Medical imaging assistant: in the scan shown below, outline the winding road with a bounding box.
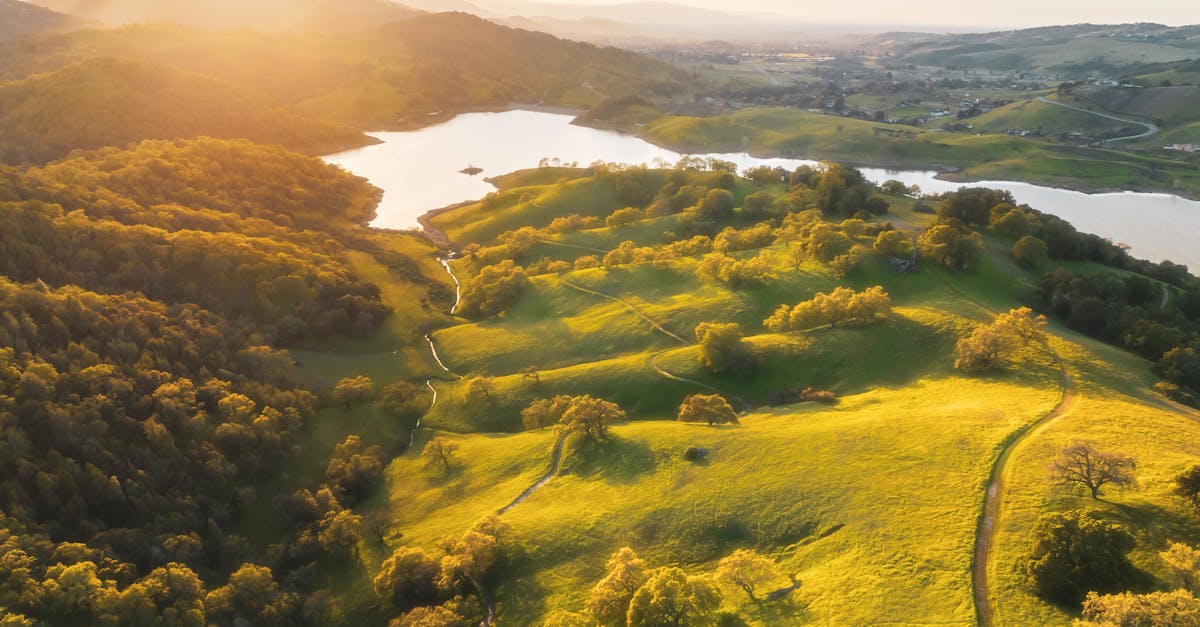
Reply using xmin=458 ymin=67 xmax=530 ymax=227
xmin=1035 ymin=96 xmax=1159 ymax=143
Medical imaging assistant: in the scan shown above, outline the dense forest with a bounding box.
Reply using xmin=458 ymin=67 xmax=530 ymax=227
xmin=0 ymin=137 xmax=422 ymax=625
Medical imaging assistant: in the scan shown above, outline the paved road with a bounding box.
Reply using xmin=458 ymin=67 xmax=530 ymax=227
xmin=1036 ymin=96 xmax=1159 ymax=142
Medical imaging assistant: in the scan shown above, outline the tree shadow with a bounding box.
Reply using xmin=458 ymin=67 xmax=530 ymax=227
xmin=423 ymin=461 xmax=466 ymax=487
xmin=560 ymin=434 xmax=657 ymax=485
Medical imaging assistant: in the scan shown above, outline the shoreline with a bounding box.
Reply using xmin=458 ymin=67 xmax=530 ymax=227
xmin=328 ymin=107 xmax=1200 ymax=249
xmin=570 ymin=116 xmax=1200 ymax=202
xmin=416 ymin=200 xmax=474 ymax=250
xmin=355 ymin=105 xmax=1200 ymax=202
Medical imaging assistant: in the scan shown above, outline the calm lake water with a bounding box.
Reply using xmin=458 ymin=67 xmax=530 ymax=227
xmin=324 ymin=110 xmax=1200 ymax=270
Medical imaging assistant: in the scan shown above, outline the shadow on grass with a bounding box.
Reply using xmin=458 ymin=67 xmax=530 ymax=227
xmin=663 ymin=314 xmax=955 ymax=404
xmin=559 ymin=433 xmax=657 ymax=485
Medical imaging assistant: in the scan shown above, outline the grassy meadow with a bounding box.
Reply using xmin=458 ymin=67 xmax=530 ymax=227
xmin=334 ymin=165 xmax=1200 ymax=624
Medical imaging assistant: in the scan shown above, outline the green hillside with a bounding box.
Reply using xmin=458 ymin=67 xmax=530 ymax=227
xmin=349 ymin=163 xmax=1200 ymax=624
xmin=890 ymin=24 xmax=1200 ymax=76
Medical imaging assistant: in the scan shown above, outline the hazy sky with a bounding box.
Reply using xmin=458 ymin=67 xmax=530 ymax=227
xmin=552 ymin=0 xmax=1197 ymax=28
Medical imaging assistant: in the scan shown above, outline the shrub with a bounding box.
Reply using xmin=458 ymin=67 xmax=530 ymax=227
xmin=1012 ymin=235 xmax=1049 ymax=268
xmin=1024 ymin=510 xmax=1134 ymax=605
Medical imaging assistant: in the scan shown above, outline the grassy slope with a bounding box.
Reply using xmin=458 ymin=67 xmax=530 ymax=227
xmin=969 ymin=98 xmax=1130 ymax=135
xmin=580 ymin=105 xmax=1200 ymax=196
xmin=367 ymin=180 xmax=1200 ymax=623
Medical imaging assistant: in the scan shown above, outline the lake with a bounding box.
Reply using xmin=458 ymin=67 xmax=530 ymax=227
xmin=324 ymin=109 xmax=1200 ymax=270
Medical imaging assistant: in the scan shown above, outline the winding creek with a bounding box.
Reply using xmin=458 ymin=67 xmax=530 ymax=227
xmin=325 ymin=109 xmax=1200 ymax=271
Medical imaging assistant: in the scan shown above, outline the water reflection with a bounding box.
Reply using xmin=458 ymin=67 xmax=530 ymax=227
xmin=324 ymin=110 xmax=1200 ymax=270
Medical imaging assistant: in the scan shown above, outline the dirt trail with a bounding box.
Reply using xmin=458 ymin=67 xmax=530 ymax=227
xmin=648 ymin=351 xmax=753 ymax=414
xmin=499 ymin=433 xmax=568 ymax=514
xmin=558 ymin=278 xmax=752 ymax=412
xmin=973 ymin=357 xmax=1077 ymax=626
xmin=559 ymin=279 xmax=689 ymax=345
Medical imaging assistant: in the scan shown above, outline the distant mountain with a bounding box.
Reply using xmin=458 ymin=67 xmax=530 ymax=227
xmin=0 ymin=0 xmax=85 ymax=38
xmin=0 ymin=56 xmax=371 ymax=164
xmin=886 ymin=23 xmax=1200 ymax=77
xmin=26 ymin=0 xmax=421 ymax=31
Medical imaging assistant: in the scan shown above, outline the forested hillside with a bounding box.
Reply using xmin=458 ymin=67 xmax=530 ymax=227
xmin=0 ymin=0 xmax=83 ymax=39
xmin=0 ymin=138 xmax=453 ymax=625
xmin=0 ymin=57 xmax=372 ymax=164
xmin=0 ymin=12 xmax=686 ymax=132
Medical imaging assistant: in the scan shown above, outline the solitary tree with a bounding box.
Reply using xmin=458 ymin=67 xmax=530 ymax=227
xmin=522 ymin=395 xmax=573 ymax=431
xmin=1174 ymin=465 xmax=1200 ymax=513
xmin=331 ymin=376 xmax=374 ymax=408
xmin=520 ymin=366 xmax=541 ymax=385
xmin=715 ymin=549 xmax=786 ymax=602
xmin=466 ymin=377 xmax=493 ymax=404
xmin=422 ymin=437 xmax=459 ymax=472
xmin=381 ymin=381 xmax=429 ymax=417
xmin=559 ymin=396 xmax=627 ymax=440
xmin=1052 ymin=441 xmax=1137 ymax=499
xmin=695 ymin=322 xmax=759 ymax=376
xmin=1024 ymin=510 xmax=1135 ymax=605
xmin=954 ymin=307 xmax=1048 ymax=372
xmin=677 ymin=394 xmax=738 ymax=426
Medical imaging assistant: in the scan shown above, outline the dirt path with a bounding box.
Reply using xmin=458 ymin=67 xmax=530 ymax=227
xmin=499 ymin=433 xmax=568 ymax=514
xmin=559 ymin=279 xmax=690 ymax=345
xmin=649 ymin=351 xmax=753 ymax=414
xmin=1161 ymin=285 xmax=1171 ymax=310
xmin=559 ymin=278 xmax=753 ymax=413
xmin=1036 ymin=96 xmax=1159 ymax=142
xmin=973 ymin=356 xmax=1077 ymax=626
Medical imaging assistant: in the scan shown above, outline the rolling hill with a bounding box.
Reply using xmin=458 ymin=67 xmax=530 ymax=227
xmin=0 ymin=12 xmax=686 ymax=129
xmin=0 ymin=56 xmax=372 ymax=164
xmin=890 ymin=24 xmax=1200 ymax=77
